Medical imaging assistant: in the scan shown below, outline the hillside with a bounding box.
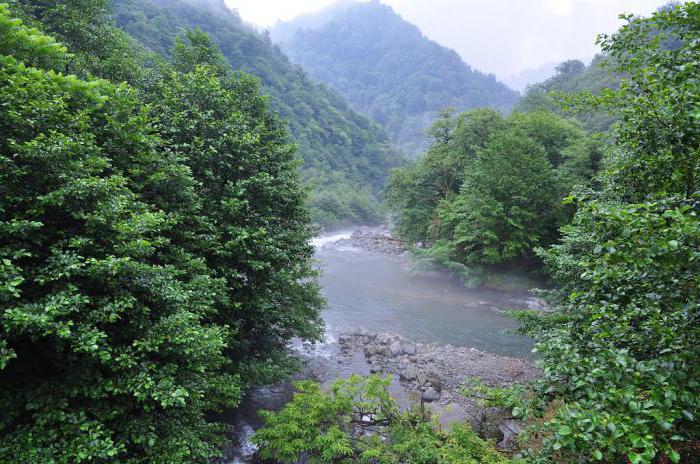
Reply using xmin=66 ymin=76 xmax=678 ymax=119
xmin=272 ymin=0 xmax=520 ymax=156
xmin=517 ymin=56 xmax=622 ymax=132
xmin=111 ymin=0 xmax=404 ymax=225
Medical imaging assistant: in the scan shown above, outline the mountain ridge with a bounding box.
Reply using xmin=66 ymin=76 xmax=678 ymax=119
xmin=272 ymin=0 xmax=520 ymax=156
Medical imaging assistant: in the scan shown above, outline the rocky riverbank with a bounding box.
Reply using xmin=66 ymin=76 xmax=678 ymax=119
xmin=300 ymin=329 xmax=540 ymax=450
xmin=330 ymin=227 xmax=406 ymax=254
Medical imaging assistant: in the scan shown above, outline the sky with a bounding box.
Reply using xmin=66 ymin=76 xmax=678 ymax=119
xmin=225 ymin=0 xmax=665 ymax=81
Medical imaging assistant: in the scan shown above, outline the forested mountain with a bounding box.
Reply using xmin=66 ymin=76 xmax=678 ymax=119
xmin=518 ymin=56 xmax=623 ymax=132
xmin=272 ymin=0 xmax=520 ymax=156
xmin=111 ymin=0 xmax=404 ymax=226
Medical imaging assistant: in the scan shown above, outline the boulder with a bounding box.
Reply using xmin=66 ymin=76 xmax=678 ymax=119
xmin=422 ymin=388 xmax=440 ymax=402
xmin=401 ymin=343 xmax=417 ymax=355
xmin=475 ymin=408 xmax=508 ymax=442
xmin=400 ymin=366 xmax=419 ymax=382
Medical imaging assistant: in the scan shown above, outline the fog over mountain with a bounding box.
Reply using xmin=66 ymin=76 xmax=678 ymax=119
xmin=503 ymin=61 xmax=558 ymax=94
xmin=229 ymin=0 xmax=665 ymax=80
xmin=271 ymin=1 xmax=519 ymax=156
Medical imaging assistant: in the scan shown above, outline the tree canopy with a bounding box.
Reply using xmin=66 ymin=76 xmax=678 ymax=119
xmin=386 ymin=108 xmax=602 ymax=281
xmin=0 ymin=3 xmax=323 ymax=462
xmin=111 ymin=0 xmax=405 ymax=226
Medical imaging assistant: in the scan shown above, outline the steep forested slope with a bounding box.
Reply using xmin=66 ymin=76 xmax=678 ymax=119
xmin=517 ymin=56 xmax=623 ymax=132
xmin=112 ymin=0 xmax=403 ymax=225
xmin=272 ymin=1 xmax=520 ymax=156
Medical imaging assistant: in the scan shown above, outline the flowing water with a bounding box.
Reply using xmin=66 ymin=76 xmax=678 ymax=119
xmin=222 ymin=228 xmax=541 ymax=463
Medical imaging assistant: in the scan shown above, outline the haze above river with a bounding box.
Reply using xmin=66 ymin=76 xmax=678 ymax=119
xmin=224 ymin=228 xmax=541 ymax=463
xmin=314 ymin=230 xmax=537 ymax=358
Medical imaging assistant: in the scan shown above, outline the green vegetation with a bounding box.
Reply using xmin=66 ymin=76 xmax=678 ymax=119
xmin=385 ymin=5 xmax=698 ymax=462
xmin=273 ymin=0 xmax=519 ymax=156
xmin=513 ymin=4 xmax=700 ymax=462
xmin=0 ymin=2 xmax=323 ymax=462
xmin=253 ymin=375 xmax=512 ymax=463
xmin=517 ymin=56 xmax=622 ymax=132
xmin=1 ymin=0 xmax=697 ymax=462
xmin=111 ymin=0 xmax=404 ymax=226
xmin=386 ymin=108 xmax=601 ymax=282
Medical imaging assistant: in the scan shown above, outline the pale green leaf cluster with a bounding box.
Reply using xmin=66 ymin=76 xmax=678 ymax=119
xmin=253 ymin=375 xmax=513 ymax=464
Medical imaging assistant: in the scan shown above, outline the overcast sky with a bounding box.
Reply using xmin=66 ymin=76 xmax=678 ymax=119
xmin=225 ymin=0 xmax=665 ymax=80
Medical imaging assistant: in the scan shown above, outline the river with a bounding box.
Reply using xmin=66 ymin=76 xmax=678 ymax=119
xmin=221 ymin=228 xmax=541 ymax=463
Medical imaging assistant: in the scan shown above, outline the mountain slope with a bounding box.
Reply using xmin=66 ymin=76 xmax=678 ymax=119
xmin=112 ymin=0 xmax=404 ymax=225
xmin=272 ymin=0 xmax=520 ymax=156
xmin=517 ymin=56 xmax=622 ymax=132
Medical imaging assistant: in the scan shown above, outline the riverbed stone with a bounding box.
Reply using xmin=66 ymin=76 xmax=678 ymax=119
xmin=401 ymin=343 xmax=417 ymax=355
xmin=364 ymin=344 xmax=380 ymax=357
xmin=318 ymin=329 xmax=540 ymax=451
xmin=400 ymin=366 xmax=419 ymax=381
xmin=389 ymin=340 xmax=402 ymax=356
xmin=422 ymin=387 xmax=440 ymax=402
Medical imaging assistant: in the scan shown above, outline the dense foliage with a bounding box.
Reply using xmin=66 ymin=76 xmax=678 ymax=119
xmin=511 ymin=4 xmax=700 ymax=463
xmin=111 ymin=0 xmax=404 ymax=226
xmin=386 ymin=108 xmax=601 ymax=281
xmin=253 ymin=375 xmax=512 ymax=463
xmin=0 ymin=3 xmax=323 ymax=462
xmin=273 ymin=0 xmax=520 ymax=156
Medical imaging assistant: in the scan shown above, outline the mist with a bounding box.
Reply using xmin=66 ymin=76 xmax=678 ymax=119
xmin=228 ymin=0 xmax=666 ymax=81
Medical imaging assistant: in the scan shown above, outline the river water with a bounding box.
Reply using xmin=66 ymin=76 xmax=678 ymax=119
xmin=222 ymin=228 xmax=540 ymax=463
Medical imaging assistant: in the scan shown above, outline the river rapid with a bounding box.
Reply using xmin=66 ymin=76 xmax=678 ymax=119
xmin=221 ymin=228 xmax=543 ymax=463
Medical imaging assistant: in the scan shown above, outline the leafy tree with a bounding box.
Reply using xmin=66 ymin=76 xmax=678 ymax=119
xmin=0 ymin=5 xmax=323 ymax=462
xmin=513 ymin=4 xmax=700 ymax=463
xmin=433 ymin=129 xmax=557 ymax=267
xmin=110 ymin=0 xmax=404 ymax=226
xmin=253 ymin=375 xmax=512 ymax=464
xmin=387 ymin=109 xmax=600 ymax=279
xmin=8 ymin=0 xmax=154 ymax=83
xmin=148 ymin=32 xmax=324 ymax=374
xmin=386 ymin=108 xmax=508 ymax=243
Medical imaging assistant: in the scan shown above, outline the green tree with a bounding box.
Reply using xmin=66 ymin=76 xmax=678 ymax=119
xmin=433 ymin=129 xmax=557 ymax=267
xmin=0 ymin=8 xmax=234 ymax=461
xmin=386 ymin=108 xmax=507 ymax=243
xmin=10 ymin=0 xmax=153 ymax=83
xmin=387 ymin=109 xmax=599 ymax=280
xmin=515 ymin=4 xmax=700 ymax=463
xmin=253 ymin=375 xmax=512 ymax=464
xmin=149 ymin=33 xmax=324 ymax=376
xmin=0 ymin=6 xmax=323 ymax=462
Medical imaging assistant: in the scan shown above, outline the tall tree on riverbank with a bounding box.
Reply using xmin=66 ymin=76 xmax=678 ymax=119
xmin=386 ymin=109 xmax=601 ymax=280
xmin=0 ymin=3 xmax=323 ymax=462
xmin=516 ymin=4 xmax=699 ymax=462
